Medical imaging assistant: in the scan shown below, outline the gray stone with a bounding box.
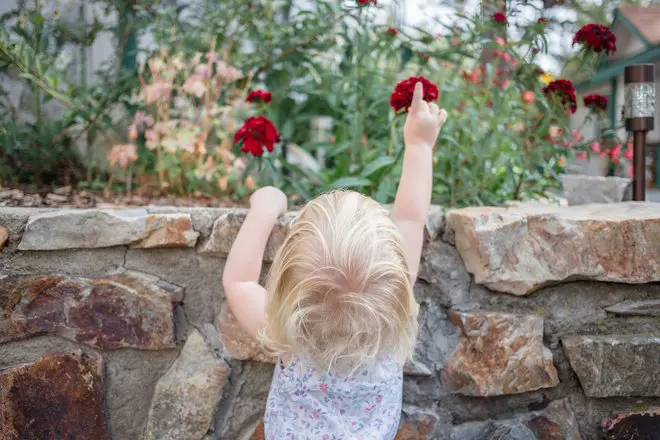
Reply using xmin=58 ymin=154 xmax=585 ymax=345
xmin=145 ymin=329 xmax=230 ymax=440
xmin=125 ymin=249 xmax=223 ymax=326
xmin=1 ymin=248 xmax=126 ymax=276
xmin=563 ymin=335 xmax=660 ymax=397
xmin=199 ymin=209 xmax=298 ymax=263
xmin=18 ymin=209 xmax=199 ymax=250
xmin=605 ymin=299 xmax=660 ymax=317
xmin=446 ymin=202 xmax=660 ymax=295
xmin=450 ymin=398 xmax=581 ymax=440
xmin=561 ymin=175 xmax=631 ymax=205
xmin=418 ymin=239 xmax=470 ymax=304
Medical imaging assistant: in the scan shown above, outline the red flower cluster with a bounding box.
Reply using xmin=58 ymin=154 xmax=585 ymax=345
xmin=583 ymin=94 xmax=608 ymax=112
xmin=493 ymin=12 xmax=507 ymax=24
xmin=246 ymin=90 xmax=272 ymax=104
xmin=543 ymin=79 xmax=577 ymax=114
xmin=387 ymin=27 xmax=398 ymax=36
xmin=390 ymin=76 xmax=439 ymax=113
xmin=234 ymin=116 xmax=280 ymax=157
xmin=573 ymin=24 xmax=616 ymax=55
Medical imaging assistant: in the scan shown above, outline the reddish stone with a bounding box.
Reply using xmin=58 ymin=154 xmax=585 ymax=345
xmin=132 ymin=215 xmax=199 ymax=248
xmin=0 ymin=349 xmax=109 ymax=440
xmin=603 ymin=408 xmax=660 ymax=440
xmin=442 ymin=311 xmax=559 ymax=396
xmin=0 ymin=226 xmax=8 ymax=248
xmin=0 ymin=272 xmax=176 ymax=350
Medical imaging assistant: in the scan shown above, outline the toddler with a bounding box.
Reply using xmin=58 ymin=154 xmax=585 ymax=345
xmin=222 ymin=83 xmax=447 ymax=439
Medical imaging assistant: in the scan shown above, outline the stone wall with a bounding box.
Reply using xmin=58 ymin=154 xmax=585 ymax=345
xmin=1 ymin=202 xmax=660 ymax=439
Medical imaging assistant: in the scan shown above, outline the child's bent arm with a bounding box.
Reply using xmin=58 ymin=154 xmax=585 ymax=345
xmin=222 ymin=186 xmax=288 ymax=339
xmin=391 ymin=82 xmax=447 ymax=280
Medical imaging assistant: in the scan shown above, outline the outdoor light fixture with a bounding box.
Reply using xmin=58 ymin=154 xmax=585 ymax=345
xmin=624 ymin=64 xmax=656 ymax=201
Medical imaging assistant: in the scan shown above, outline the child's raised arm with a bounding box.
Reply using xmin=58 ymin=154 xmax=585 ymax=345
xmin=391 ymin=82 xmax=447 ymax=280
xmin=222 ymin=186 xmax=288 ymax=338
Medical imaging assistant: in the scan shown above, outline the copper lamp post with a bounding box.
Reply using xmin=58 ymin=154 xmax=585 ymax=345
xmin=624 ymin=64 xmax=656 ymax=201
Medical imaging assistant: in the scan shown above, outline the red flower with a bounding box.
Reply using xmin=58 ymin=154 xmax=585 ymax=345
xmin=357 ymin=0 xmax=376 ymax=5
xmin=538 ymin=17 xmax=549 ymax=24
xmin=234 ymin=116 xmax=281 ymax=157
xmin=573 ymin=24 xmax=616 ymax=55
xmin=522 ymin=90 xmax=534 ymax=103
xmin=576 ymin=151 xmax=587 ymax=160
xmin=246 ymin=90 xmax=272 ymax=104
xmin=532 ymin=47 xmax=540 ymax=54
xmin=387 ymin=27 xmax=398 ymax=36
xmin=418 ymin=52 xmax=430 ymax=61
xmin=493 ymin=12 xmax=507 ymax=24
xmin=583 ymin=94 xmax=608 ymax=112
xmin=543 ymin=79 xmax=577 ymax=114
xmin=390 ymin=76 xmax=438 ymax=113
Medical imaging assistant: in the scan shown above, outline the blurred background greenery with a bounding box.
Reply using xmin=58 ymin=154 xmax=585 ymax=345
xmin=0 ymin=0 xmax=644 ymax=207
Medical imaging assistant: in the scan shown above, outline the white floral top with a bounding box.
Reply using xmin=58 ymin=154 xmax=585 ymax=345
xmin=264 ymin=356 xmax=402 ymax=440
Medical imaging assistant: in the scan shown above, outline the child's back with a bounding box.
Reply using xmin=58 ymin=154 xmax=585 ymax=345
xmin=261 ymin=190 xmax=416 ymax=439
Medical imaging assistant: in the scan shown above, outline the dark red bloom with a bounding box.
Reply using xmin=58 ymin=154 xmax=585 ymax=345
xmin=493 ymin=12 xmax=507 ymax=24
xmin=357 ymin=0 xmax=376 ymax=5
xmin=234 ymin=116 xmax=281 ymax=157
xmin=390 ymin=76 xmax=439 ymax=113
xmin=543 ymin=79 xmax=577 ymax=114
xmin=583 ymin=94 xmax=608 ymax=112
xmin=573 ymin=24 xmax=616 ymax=55
xmin=532 ymin=47 xmax=540 ymax=54
xmin=246 ymin=90 xmax=272 ymax=104
xmin=387 ymin=27 xmax=398 ymax=36
xmin=538 ymin=17 xmax=549 ymax=23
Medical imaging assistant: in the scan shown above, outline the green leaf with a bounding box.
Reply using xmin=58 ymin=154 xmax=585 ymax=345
xmin=329 ymin=176 xmax=372 ymax=189
xmin=361 ymin=155 xmax=395 ymax=177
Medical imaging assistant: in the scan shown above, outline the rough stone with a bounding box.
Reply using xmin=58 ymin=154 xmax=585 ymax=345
xmin=446 ymin=202 xmax=660 ymax=295
xmin=215 ymin=305 xmax=275 ymax=363
xmin=18 ymin=209 xmax=199 ymax=250
xmin=442 ymin=311 xmax=559 ymax=396
xmin=563 ymin=335 xmax=660 ymax=397
xmin=605 ymin=299 xmax=660 ymax=317
xmin=450 ymin=399 xmax=581 ymax=440
xmin=603 ymin=408 xmax=660 ymax=440
xmin=561 ymin=175 xmax=631 ymax=205
xmin=0 ymin=349 xmax=109 ymax=440
xmin=145 ymin=329 xmax=230 ymax=440
xmin=0 ymin=271 xmax=176 ymax=350
xmin=395 ymin=406 xmax=441 ymax=439
xmin=0 ymin=226 xmax=8 ymax=248
xmin=199 ymin=209 xmax=298 ymax=262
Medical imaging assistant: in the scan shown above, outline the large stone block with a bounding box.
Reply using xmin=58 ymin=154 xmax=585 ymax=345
xmin=446 ymin=202 xmax=660 ymax=295
xmin=0 ymin=271 xmax=177 ymax=349
xmin=442 ymin=311 xmax=559 ymax=396
xmin=0 ymin=349 xmax=109 ymax=440
xmin=603 ymin=408 xmax=660 ymax=440
xmin=450 ymin=398 xmax=581 ymax=440
xmin=18 ymin=209 xmax=199 ymax=250
xmin=145 ymin=329 xmax=229 ymax=440
xmin=561 ymin=175 xmax=631 ymax=205
xmin=563 ymin=335 xmax=660 ymax=397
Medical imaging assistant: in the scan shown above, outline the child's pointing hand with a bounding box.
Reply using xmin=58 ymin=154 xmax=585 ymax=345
xmin=403 ymin=82 xmax=447 ymax=150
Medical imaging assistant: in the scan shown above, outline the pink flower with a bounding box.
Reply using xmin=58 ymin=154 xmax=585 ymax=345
xmin=589 ymin=141 xmax=601 ymax=153
xmin=576 ymin=151 xmax=587 ymax=160
xmin=624 ymin=146 xmax=633 ymax=161
xmin=495 ymin=37 xmax=506 ymax=46
xmin=320 ymin=384 xmax=328 ymax=392
xmin=572 ymin=129 xmax=584 ymax=142
xmin=628 ymin=165 xmax=634 ymax=177
xmin=108 ymin=144 xmax=138 ymax=170
xmin=522 ymin=90 xmax=534 ymax=103
xmin=608 ymin=144 xmax=623 ymax=164
xmin=501 ymin=52 xmax=511 ymax=62
xmin=128 ymin=124 xmax=138 ymax=141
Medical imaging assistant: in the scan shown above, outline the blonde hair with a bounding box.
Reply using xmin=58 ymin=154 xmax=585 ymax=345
xmin=259 ymin=190 xmax=419 ymax=373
